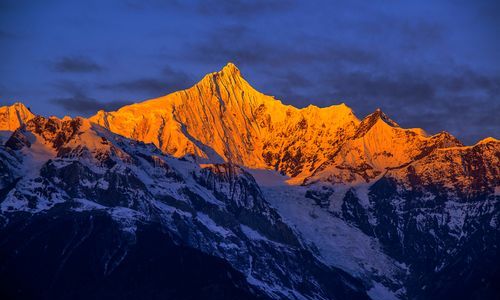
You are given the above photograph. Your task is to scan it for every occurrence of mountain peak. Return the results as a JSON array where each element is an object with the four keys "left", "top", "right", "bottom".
[
  {"left": 221, "top": 62, "right": 240, "bottom": 76},
  {"left": 1, "top": 102, "right": 30, "bottom": 112},
  {"left": 0, "top": 101, "right": 35, "bottom": 131},
  {"left": 354, "top": 108, "right": 399, "bottom": 137},
  {"left": 371, "top": 108, "right": 399, "bottom": 127},
  {"left": 196, "top": 62, "right": 246, "bottom": 91},
  {"left": 202, "top": 62, "right": 242, "bottom": 81},
  {"left": 477, "top": 136, "right": 499, "bottom": 145}
]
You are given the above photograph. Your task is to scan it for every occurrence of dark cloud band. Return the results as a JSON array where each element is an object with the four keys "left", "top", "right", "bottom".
[{"left": 52, "top": 56, "right": 103, "bottom": 73}]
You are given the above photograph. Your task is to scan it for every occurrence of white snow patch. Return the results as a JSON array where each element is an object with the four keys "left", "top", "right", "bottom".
[
  {"left": 196, "top": 212, "right": 233, "bottom": 237},
  {"left": 109, "top": 207, "right": 143, "bottom": 234},
  {"left": 20, "top": 132, "right": 56, "bottom": 177},
  {"left": 72, "top": 198, "right": 106, "bottom": 211},
  {"left": 368, "top": 281, "right": 400, "bottom": 300},
  {"left": 240, "top": 224, "right": 270, "bottom": 242},
  {"left": 246, "top": 275, "right": 309, "bottom": 300}
]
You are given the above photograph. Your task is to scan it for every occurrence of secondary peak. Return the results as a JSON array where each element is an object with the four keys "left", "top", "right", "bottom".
[
  {"left": 371, "top": 108, "right": 399, "bottom": 127},
  {"left": 0, "top": 101, "right": 36, "bottom": 131}
]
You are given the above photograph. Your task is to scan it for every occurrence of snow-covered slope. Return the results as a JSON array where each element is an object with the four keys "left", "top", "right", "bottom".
[
  {"left": 301, "top": 137, "right": 499, "bottom": 299},
  {"left": 0, "top": 115, "right": 369, "bottom": 300},
  {"left": 247, "top": 169, "right": 407, "bottom": 299}
]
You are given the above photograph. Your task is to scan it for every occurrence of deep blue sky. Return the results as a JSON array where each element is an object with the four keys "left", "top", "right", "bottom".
[{"left": 1, "top": 0, "right": 499, "bottom": 144}]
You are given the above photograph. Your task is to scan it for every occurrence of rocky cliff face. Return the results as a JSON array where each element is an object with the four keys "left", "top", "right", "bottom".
[
  {"left": 0, "top": 63, "right": 498, "bottom": 299},
  {"left": 332, "top": 151, "right": 499, "bottom": 298},
  {"left": 301, "top": 135, "right": 499, "bottom": 299}
]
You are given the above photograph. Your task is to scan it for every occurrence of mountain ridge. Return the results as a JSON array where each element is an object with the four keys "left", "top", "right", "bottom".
[
  {"left": 82, "top": 63, "right": 494, "bottom": 187},
  {"left": 1, "top": 63, "right": 496, "bottom": 187}
]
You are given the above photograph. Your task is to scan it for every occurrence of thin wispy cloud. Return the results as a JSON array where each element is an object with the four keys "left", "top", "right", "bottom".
[
  {"left": 97, "top": 66, "right": 193, "bottom": 95},
  {"left": 50, "top": 93, "right": 130, "bottom": 115},
  {"left": 52, "top": 56, "right": 103, "bottom": 73}
]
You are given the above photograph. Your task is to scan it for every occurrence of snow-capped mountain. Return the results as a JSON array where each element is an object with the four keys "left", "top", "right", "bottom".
[
  {"left": 0, "top": 63, "right": 498, "bottom": 299},
  {"left": 88, "top": 63, "right": 476, "bottom": 186},
  {"left": 0, "top": 102, "right": 35, "bottom": 143},
  {"left": 89, "top": 63, "right": 362, "bottom": 181}
]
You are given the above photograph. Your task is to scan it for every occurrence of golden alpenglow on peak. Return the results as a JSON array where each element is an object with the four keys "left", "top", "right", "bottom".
[
  {"left": 199, "top": 62, "right": 241, "bottom": 82},
  {"left": 221, "top": 62, "right": 240, "bottom": 75},
  {"left": 197, "top": 63, "right": 254, "bottom": 95},
  {"left": 0, "top": 102, "right": 36, "bottom": 143},
  {"left": 0, "top": 102, "right": 35, "bottom": 131},
  {"left": 85, "top": 63, "right": 487, "bottom": 185},
  {"left": 89, "top": 64, "right": 356, "bottom": 173}
]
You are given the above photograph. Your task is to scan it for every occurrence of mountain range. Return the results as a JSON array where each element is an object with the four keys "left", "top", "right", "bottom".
[{"left": 0, "top": 63, "right": 498, "bottom": 299}]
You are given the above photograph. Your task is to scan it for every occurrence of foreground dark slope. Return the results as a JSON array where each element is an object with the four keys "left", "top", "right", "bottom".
[{"left": 0, "top": 211, "right": 260, "bottom": 300}]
